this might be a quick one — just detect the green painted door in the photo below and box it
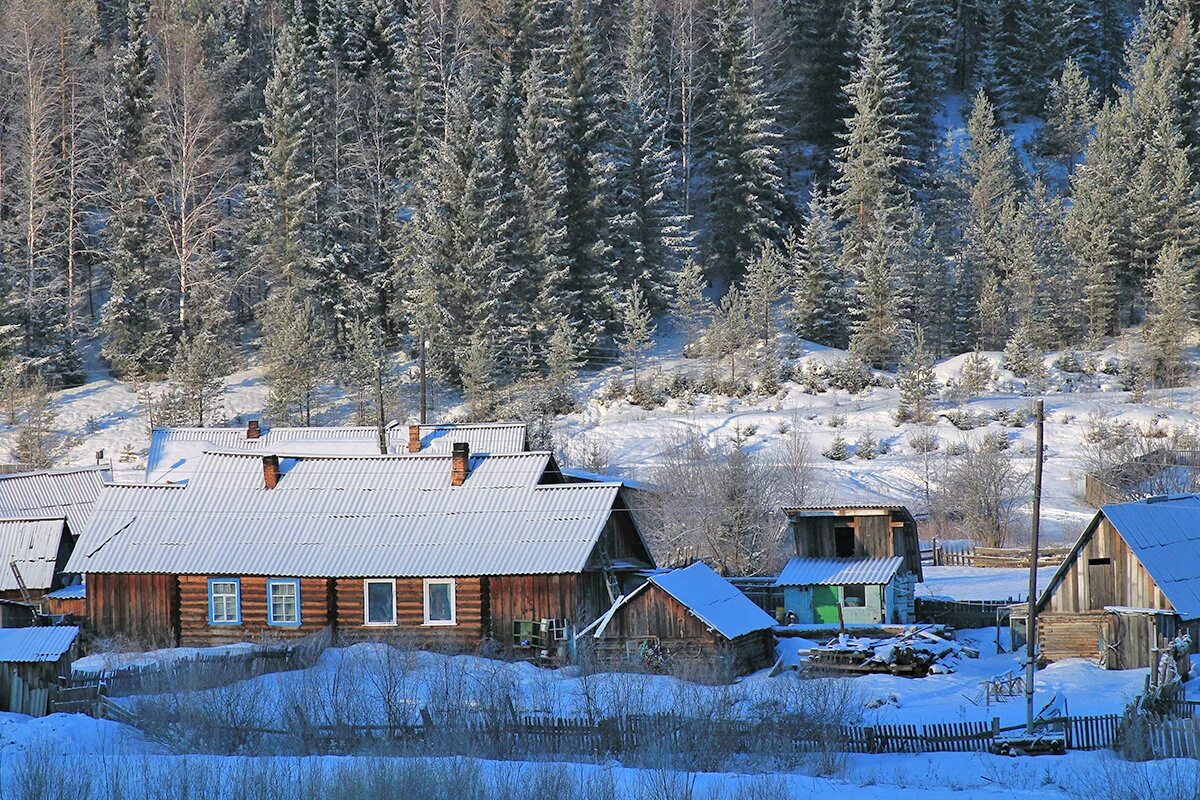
[813,586,840,624]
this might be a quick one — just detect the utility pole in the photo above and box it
[418,334,428,425]
[1025,399,1045,735]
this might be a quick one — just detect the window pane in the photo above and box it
[271,582,298,624]
[211,581,238,623]
[427,582,452,622]
[367,582,394,624]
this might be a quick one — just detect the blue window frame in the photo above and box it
[207,578,241,625]
[267,578,301,626]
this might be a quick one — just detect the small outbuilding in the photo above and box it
[0,626,80,716]
[586,562,777,676]
[1026,494,1200,670]
[775,556,914,625]
[784,505,923,580]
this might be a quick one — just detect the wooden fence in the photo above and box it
[929,541,1069,568]
[0,667,52,716]
[914,597,1017,631]
[68,643,309,697]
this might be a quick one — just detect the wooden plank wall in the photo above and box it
[177,576,332,647]
[1049,519,1172,614]
[42,595,86,619]
[488,573,609,642]
[87,573,177,646]
[333,576,485,649]
[1035,612,1105,662]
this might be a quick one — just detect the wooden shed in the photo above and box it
[784,505,923,581]
[585,563,777,677]
[0,626,79,716]
[1024,495,1200,669]
[775,556,914,625]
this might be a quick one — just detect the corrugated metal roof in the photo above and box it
[410,423,528,455]
[66,481,624,578]
[782,505,909,515]
[0,517,66,591]
[775,557,903,586]
[1098,495,1200,620]
[649,563,776,639]
[0,467,108,531]
[146,426,384,484]
[560,468,663,493]
[187,450,553,491]
[43,582,85,600]
[0,626,79,662]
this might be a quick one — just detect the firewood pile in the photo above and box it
[799,627,979,678]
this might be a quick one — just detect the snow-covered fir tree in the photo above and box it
[787,189,845,348]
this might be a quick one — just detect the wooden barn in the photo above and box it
[585,562,776,676]
[1021,494,1200,670]
[67,444,653,650]
[0,466,107,608]
[775,556,914,625]
[784,505,923,581]
[0,626,79,716]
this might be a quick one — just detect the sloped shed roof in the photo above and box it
[0,466,108,530]
[1039,494,1200,621]
[0,516,67,592]
[647,562,776,640]
[775,557,903,587]
[0,626,79,663]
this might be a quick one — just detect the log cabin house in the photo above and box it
[0,466,107,606]
[66,443,654,650]
[584,562,777,676]
[1018,494,1200,670]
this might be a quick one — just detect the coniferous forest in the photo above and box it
[0,0,1195,423]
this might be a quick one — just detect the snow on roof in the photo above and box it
[649,563,776,640]
[146,426,384,484]
[0,466,108,531]
[0,626,79,662]
[560,467,663,493]
[411,423,527,455]
[1086,495,1200,620]
[783,504,912,516]
[187,450,555,490]
[65,478,632,578]
[0,516,67,592]
[775,557,904,587]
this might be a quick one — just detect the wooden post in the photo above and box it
[418,332,428,424]
[1025,399,1045,735]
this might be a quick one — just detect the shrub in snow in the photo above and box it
[981,431,1010,451]
[827,357,872,393]
[823,434,850,461]
[944,409,982,430]
[796,362,828,394]
[875,436,891,455]
[946,440,969,456]
[855,432,878,460]
[777,420,792,435]
[827,412,846,428]
[742,423,758,437]
[997,407,1027,428]
[908,430,940,453]
[1054,352,1084,373]
[599,379,626,402]
[959,348,995,397]
[629,381,665,409]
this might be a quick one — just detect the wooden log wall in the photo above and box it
[1033,612,1105,662]
[177,576,332,647]
[333,577,484,650]
[87,573,177,646]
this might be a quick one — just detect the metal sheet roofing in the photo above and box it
[66,481,625,578]
[409,423,528,455]
[775,557,904,587]
[43,582,85,600]
[146,426,384,484]
[0,467,108,530]
[0,517,66,591]
[1092,495,1200,620]
[0,626,79,662]
[187,450,554,491]
[649,563,776,639]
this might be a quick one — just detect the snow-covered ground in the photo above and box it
[10,329,1197,551]
[918,566,1058,602]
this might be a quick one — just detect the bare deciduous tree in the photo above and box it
[932,441,1030,547]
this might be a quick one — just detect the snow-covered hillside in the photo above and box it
[9,328,1200,547]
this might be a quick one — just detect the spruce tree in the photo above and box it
[102,0,175,377]
[167,332,230,427]
[617,282,655,390]
[611,0,692,312]
[1038,58,1098,177]
[706,0,783,280]
[1144,242,1195,388]
[896,326,938,423]
[709,285,752,383]
[264,298,332,425]
[787,189,845,348]
[849,218,904,368]
[672,257,710,356]
[743,244,785,347]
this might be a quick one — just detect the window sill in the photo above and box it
[363,621,398,627]
[268,622,302,627]
[422,620,458,627]
[208,621,242,626]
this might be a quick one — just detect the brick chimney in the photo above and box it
[247,420,261,440]
[262,454,281,489]
[408,424,422,453]
[451,442,469,486]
